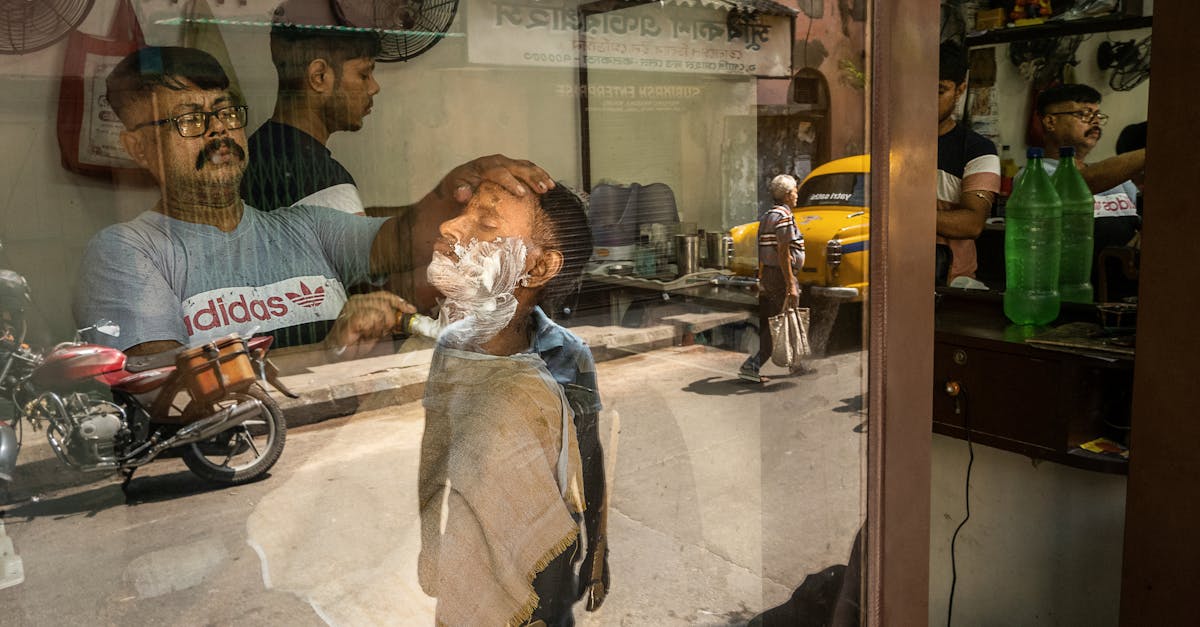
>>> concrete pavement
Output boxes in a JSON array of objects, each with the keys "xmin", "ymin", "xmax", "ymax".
[
  {"xmin": 0, "ymin": 319, "xmax": 867, "ymax": 625},
  {"xmin": 244, "ymin": 345, "xmax": 866, "ymax": 625}
]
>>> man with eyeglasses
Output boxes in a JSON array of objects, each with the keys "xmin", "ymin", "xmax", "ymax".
[
  {"xmin": 72, "ymin": 46, "xmax": 553, "ymax": 358},
  {"xmin": 1034, "ymin": 83, "xmax": 1147, "ymax": 298}
]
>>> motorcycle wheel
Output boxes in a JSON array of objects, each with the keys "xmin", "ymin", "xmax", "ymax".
[{"xmin": 181, "ymin": 385, "xmax": 286, "ymax": 485}]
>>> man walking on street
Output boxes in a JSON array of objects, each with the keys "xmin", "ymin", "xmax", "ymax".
[{"xmin": 739, "ymin": 173, "xmax": 807, "ymax": 384}]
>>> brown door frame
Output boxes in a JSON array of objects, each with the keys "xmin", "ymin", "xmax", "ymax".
[
  {"xmin": 1119, "ymin": 1, "xmax": 1200, "ymax": 622},
  {"xmin": 869, "ymin": 1, "xmax": 1200, "ymax": 623},
  {"xmin": 865, "ymin": 0, "xmax": 938, "ymax": 624}
]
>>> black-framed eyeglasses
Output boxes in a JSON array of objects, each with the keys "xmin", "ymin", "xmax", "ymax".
[
  {"xmin": 131, "ymin": 105, "xmax": 249, "ymax": 138},
  {"xmin": 1048, "ymin": 109, "xmax": 1109, "ymax": 126}
]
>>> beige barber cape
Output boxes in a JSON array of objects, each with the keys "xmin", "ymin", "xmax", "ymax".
[{"xmin": 419, "ymin": 346, "xmax": 585, "ymax": 627}]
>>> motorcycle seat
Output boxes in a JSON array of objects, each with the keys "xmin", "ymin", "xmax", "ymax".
[{"xmin": 124, "ymin": 346, "xmax": 186, "ymax": 372}]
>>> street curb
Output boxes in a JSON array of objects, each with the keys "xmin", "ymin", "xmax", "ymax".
[
  {"xmin": 268, "ymin": 321, "xmax": 732, "ymax": 429},
  {"xmin": 271, "ymin": 353, "xmax": 433, "ymax": 429}
]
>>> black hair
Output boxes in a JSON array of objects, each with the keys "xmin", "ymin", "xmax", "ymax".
[
  {"xmin": 269, "ymin": 24, "xmax": 382, "ymax": 92},
  {"xmin": 1116, "ymin": 121, "xmax": 1148, "ymax": 154},
  {"xmin": 106, "ymin": 46, "xmax": 231, "ymax": 127},
  {"xmin": 939, "ymin": 41, "xmax": 969, "ymax": 84},
  {"xmin": 1036, "ymin": 83, "xmax": 1102, "ymax": 116},
  {"xmin": 534, "ymin": 184, "xmax": 593, "ymax": 313}
]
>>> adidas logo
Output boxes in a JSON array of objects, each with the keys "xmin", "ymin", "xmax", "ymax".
[
  {"xmin": 286, "ymin": 281, "xmax": 326, "ymax": 308},
  {"xmin": 182, "ymin": 278, "xmax": 339, "ymax": 337}
]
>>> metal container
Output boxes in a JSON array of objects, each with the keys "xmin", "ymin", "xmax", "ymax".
[
  {"xmin": 705, "ymin": 232, "xmax": 733, "ymax": 269},
  {"xmin": 675, "ymin": 234, "xmax": 700, "ymax": 276}
]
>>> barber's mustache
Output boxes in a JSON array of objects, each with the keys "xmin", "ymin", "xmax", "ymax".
[{"xmin": 195, "ymin": 137, "xmax": 246, "ymax": 170}]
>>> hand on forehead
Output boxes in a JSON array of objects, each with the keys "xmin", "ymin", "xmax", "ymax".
[{"xmin": 460, "ymin": 180, "xmax": 540, "ymax": 238}]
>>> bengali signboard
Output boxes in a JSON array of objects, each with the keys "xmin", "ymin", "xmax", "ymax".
[{"xmin": 467, "ymin": 0, "xmax": 793, "ymax": 77}]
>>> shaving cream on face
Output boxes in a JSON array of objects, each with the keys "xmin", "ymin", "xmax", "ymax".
[{"xmin": 426, "ymin": 237, "xmax": 529, "ymax": 349}]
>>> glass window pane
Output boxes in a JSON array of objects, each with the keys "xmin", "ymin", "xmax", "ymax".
[{"xmin": 0, "ymin": 1, "xmax": 870, "ymax": 624}]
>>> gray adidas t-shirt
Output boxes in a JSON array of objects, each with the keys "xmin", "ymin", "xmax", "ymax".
[{"xmin": 73, "ymin": 205, "xmax": 386, "ymax": 351}]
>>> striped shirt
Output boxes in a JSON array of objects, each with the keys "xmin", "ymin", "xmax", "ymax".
[
  {"xmin": 937, "ymin": 123, "xmax": 1001, "ymax": 281},
  {"xmin": 757, "ymin": 205, "xmax": 805, "ymax": 269}
]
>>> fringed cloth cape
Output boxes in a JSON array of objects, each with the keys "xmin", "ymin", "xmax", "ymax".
[{"xmin": 419, "ymin": 347, "xmax": 585, "ymax": 626}]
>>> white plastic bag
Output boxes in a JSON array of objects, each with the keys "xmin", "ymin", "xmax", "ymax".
[{"xmin": 769, "ymin": 307, "xmax": 812, "ymax": 368}]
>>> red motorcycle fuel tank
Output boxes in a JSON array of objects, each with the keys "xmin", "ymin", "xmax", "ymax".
[{"xmin": 30, "ymin": 344, "xmax": 127, "ymax": 389}]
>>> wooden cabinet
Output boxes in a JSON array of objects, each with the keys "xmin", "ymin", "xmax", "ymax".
[{"xmin": 932, "ymin": 290, "xmax": 1132, "ymax": 473}]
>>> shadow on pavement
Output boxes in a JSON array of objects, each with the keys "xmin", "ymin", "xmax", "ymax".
[
  {"xmin": 120, "ymin": 469, "xmax": 234, "ymax": 505},
  {"xmin": 1, "ymin": 482, "xmax": 124, "ymax": 521},
  {"xmin": 681, "ymin": 376, "xmax": 799, "ymax": 396},
  {"xmin": 0, "ymin": 467, "xmax": 258, "ymax": 520},
  {"xmin": 832, "ymin": 395, "xmax": 867, "ymax": 433},
  {"xmin": 0, "ymin": 455, "xmax": 114, "ymax": 506},
  {"xmin": 832, "ymin": 395, "xmax": 864, "ymax": 415},
  {"xmin": 747, "ymin": 564, "xmax": 849, "ymax": 627}
]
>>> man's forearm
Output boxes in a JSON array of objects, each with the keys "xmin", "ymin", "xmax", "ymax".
[
  {"xmin": 369, "ymin": 210, "xmax": 418, "ymax": 276},
  {"xmin": 936, "ymin": 193, "xmax": 991, "ymax": 239},
  {"xmin": 577, "ymin": 410, "xmax": 606, "ymax": 545},
  {"xmin": 937, "ymin": 203, "xmax": 986, "ymax": 238},
  {"xmin": 365, "ymin": 205, "xmax": 413, "ymax": 220},
  {"xmin": 1081, "ymin": 149, "xmax": 1145, "ymax": 193}
]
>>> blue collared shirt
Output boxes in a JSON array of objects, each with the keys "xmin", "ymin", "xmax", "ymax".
[{"xmin": 528, "ymin": 306, "xmax": 602, "ymax": 415}]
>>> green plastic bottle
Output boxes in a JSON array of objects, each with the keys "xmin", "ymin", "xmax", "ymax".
[
  {"xmin": 1052, "ymin": 146, "xmax": 1095, "ymax": 303},
  {"xmin": 1004, "ymin": 147, "xmax": 1062, "ymax": 325}
]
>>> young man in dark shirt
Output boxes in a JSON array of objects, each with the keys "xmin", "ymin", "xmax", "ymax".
[
  {"xmin": 936, "ymin": 42, "xmax": 1000, "ymax": 287},
  {"xmin": 240, "ymin": 0, "xmax": 380, "ymax": 214}
]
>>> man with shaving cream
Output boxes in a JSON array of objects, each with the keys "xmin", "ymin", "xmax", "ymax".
[
  {"xmin": 418, "ymin": 182, "xmax": 608, "ymax": 626},
  {"xmin": 72, "ymin": 46, "xmax": 553, "ymax": 359}
]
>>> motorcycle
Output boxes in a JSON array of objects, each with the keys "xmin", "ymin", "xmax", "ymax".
[{"xmin": 0, "ymin": 268, "xmax": 297, "ymax": 490}]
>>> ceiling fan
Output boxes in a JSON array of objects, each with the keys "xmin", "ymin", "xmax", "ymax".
[
  {"xmin": 333, "ymin": 0, "xmax": 460, "ymax": 63},
  {"xmin": 0, "ymin": 0, "xmax": 94, "ymax": 55}
]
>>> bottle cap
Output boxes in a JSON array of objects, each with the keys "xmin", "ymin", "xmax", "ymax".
[
  {"xmin": 1027, "ymin": 147, "xmax": 1044, "ymax": 159},
  {"xmin": 1058, "ymin": 146, "xmax": 1075, "ymax": 158}
]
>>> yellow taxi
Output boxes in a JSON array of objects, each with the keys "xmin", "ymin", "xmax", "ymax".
[{"xmin": 729, "ymin": 155, "xmax": 869, "ymax": 302}]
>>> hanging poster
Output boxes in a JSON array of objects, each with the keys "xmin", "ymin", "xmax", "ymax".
[{"xmin": 467, "ymin": 0, "xmax": 794, "ymax": 77}]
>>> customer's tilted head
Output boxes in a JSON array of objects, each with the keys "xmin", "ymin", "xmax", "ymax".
[{"xmin": 532, "ymin": 184, "xmax": 592, "ymax": 311}]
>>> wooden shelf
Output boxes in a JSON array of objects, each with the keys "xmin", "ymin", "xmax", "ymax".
[{"xmin": 965, "ymin": 14, "xmax": 1152, "ymax": 47}]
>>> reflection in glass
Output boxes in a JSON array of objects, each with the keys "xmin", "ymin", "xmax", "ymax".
[{"xmin": 0, "ymin": 0, "xmax": 870, "ymax": 624}]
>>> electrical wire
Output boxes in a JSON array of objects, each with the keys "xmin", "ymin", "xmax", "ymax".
[{"xmin": 946, "ymin": 386, "xmax": 973, "ymax": 627}]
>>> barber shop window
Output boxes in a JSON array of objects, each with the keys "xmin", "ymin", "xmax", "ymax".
[{"xmin": 0, "ymin": 1, "xmax": 871, "ymax": 625}]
